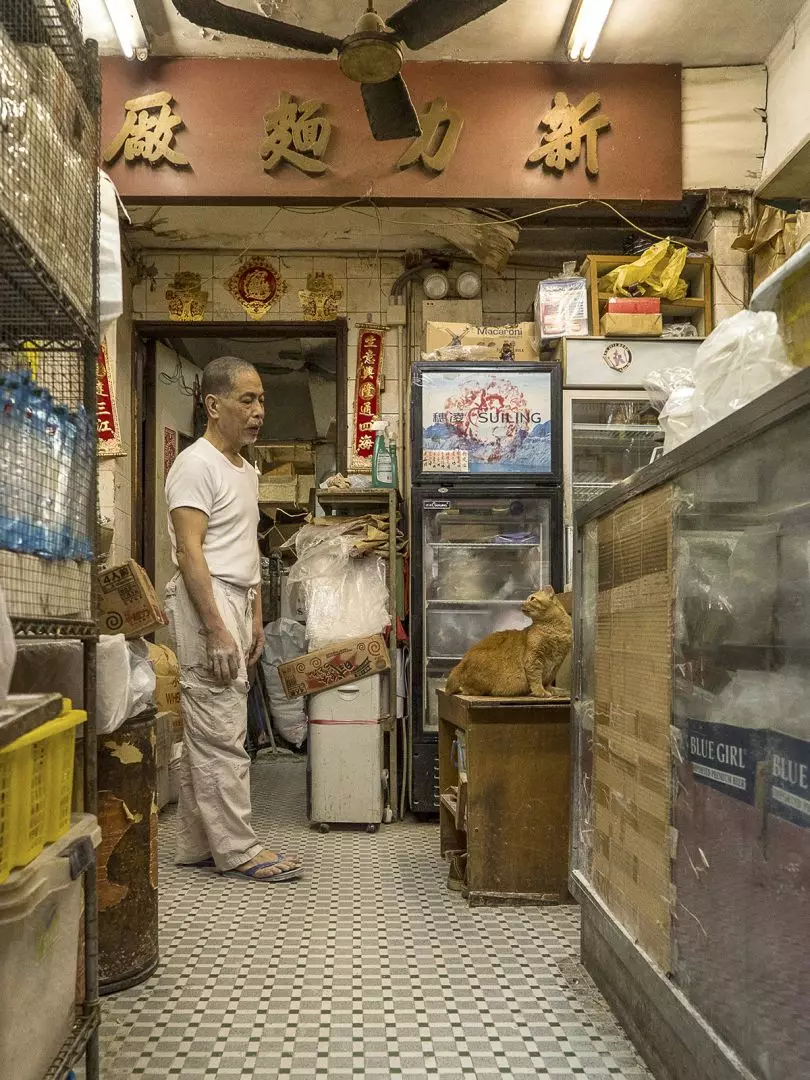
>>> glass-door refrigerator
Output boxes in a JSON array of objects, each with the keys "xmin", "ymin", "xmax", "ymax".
[
  {"xmin": 563, "ymin": 390, "xmax": 663, "ymax": 583},
  {"xmin": 555, "ymin": 336, "xmax": 704, "ymax": 586},
  {"xmin": 409, "ymin": 362, "xmax": 563, "ymax": 813}
]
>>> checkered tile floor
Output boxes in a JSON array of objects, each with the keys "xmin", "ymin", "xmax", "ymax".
[{"xmin": 92, "ymin": 757, "xmax": 650, "ymax": 1079}]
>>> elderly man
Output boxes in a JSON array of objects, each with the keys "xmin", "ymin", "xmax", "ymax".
[{"xmin": 165, "ymin": 355, "xmax": 301, "ymax": 882}]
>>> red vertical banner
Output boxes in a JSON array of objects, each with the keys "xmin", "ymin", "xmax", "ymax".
[
  {"xmin": 352, "ymin": 324, "xmax": 387, "ymax": 471},
  {"xmin": 97, "ymin": 337, "xmax": 124, "ymax": 457}
]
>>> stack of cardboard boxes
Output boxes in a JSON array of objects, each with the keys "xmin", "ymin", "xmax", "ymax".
[{"xmin": 98, "ymin": 559, "xmax": 183, "ymax": 810}]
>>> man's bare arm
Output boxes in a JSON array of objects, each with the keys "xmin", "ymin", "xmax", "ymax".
[{"xmin": 171, "ymin": 507, "xmax": 239, "ymax": 682}]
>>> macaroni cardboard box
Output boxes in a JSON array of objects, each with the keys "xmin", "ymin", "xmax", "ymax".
[
  {"xmin": 98, "ymin": 560, "xmax": 168, "ymax": 638},
  {"xmin": 425, "ymin": 321, "xmax": 539, "ymax": 361},
  {"xmin": 278, "ymin": 633, "xmax": 390, "ymax": 699}
]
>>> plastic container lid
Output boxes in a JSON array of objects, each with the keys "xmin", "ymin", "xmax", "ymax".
[{"xmin": 0, "ymin": 814, "xmax": 101, "ymax": 923}]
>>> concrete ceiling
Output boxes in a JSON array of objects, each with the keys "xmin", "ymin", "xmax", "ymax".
[{"xmin": 81, "ymin": 0, "xmax": 805, "ymax": 66}]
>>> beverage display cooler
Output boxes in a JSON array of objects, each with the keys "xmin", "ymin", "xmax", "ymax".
[
  {"xmin": 409, "ymin": 362, "xmax": 563, "ymax": 812},
  {"xmin": 556, "ymin": 336, "xmax": 703, "ymax": 584}
]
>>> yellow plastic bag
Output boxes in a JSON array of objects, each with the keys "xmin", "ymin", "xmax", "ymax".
[{"xmin": 598, "ymin": 240, "xmax": 689, "ymax": 301}]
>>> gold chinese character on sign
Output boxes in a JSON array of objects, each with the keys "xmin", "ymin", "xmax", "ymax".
[
  {"xmin": 359, "ymin": 402, "xmax": 374, "ymax": 416},
  {"xmin": 359, "ymin": 382, "xmax": 376, "ymax": 400},
  {"xmin": 397, "ymin": 97, "xmax": 464, "ymax": 175},
  {"xmin": 261, "ymin": 90, "xmax": 331, "ymax": 175},
  {"xmin": 358, "ymin": 434, "xmax": 374, "ymax": 451},
  {"xmin": 103, "ymin": 91, "xmax": 189, "ymax": 168},
  {"xmin": 526, "ymin": 91, "xmax": 610, "ymax": 177}
]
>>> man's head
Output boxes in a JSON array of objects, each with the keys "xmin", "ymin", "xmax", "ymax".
[{"xmin": 201, "ymin": 356, "xmax": 265, "ymax": 452}]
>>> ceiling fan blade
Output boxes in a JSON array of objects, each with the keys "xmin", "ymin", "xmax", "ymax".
[
  {"xmin": 361, "ymin": 75, "xmax": 421, "ymax": 142},
  {"xmin": 387, "ymin": 0, "xmax": 511, "ymax": 50},
  {"xmin": 170, "ymin": 0, "xmax": 342, "ymax": 55}
]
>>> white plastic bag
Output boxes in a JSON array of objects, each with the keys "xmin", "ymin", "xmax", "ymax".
[
  {"xmin": 261, "ymin": 619, "xmax": 307, "ymax": 747},
  {"xmin": 96, "ymin": 633, "xmax": 131, "ymax": 735},
  {"xmin": 127, "ymin": 639, "xmax": 157, "ymax": 719},
  {"xmin": 691, "ymin": 310, "xmax": 793, "ymax": 431},
  {"xmin": 99, "ymin": 170, "xmax": 127, "ymax": 336},
  {"xmin": 0, "ymin": 585, "xmax": 16, "ymax": 708}
]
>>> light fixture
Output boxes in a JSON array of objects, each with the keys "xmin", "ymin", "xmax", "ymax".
[
  {"xmin": 423, "ymin": 272, "xmax": 449, "ymax": 300},
  {"xmin": 456, "ymin": 271, "xmax": 481, "ymax": 299},
  {"xmin": 567, "ymin": 0, "xmax": 614, "ymax": 62},
  {"xmin": 103, "ymin": 0, "xmax": 149, "ymax": 60}
]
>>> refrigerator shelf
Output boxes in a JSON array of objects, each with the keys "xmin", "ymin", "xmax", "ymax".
[
  {"xmin": 428, "ymin": 542, "xmax": 541, "ymax": 549},
  {"xmin": 572, "ymin": 423, "xmax": 660, "ymax": 433},
  {"xmin": 427, "ymin": 599, "xmax": 525, "ymax": 607}
]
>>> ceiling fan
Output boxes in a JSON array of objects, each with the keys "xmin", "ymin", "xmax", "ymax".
[{"xmin": 170, "ymin": 0, "xmax": 511, "ymax": 141}]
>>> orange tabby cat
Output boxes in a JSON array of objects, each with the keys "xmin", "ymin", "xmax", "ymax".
[{"xmin": 445, "ymin": 585, "xmax": 572, "ymax": 698}]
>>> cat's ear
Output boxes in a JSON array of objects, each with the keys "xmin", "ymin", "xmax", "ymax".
[{"xmin": 543, "ymin": 584, "xmax": 555, "ymax": 596}]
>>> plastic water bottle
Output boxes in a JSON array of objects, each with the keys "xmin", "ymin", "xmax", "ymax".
[
  {"xmin": 2, "ymin": 370, "xmax": 32, "ymax": 553},
  {"xmin": 40, "ymin": 389, "xmax": 61, "ymax": 558},
  {"xmin": 54, "ymin": 404, "xmax": 75, "ymax": 559},
  {"xmin": 27, "ymin": 385, "xmax": 51, "ymax": 556}
]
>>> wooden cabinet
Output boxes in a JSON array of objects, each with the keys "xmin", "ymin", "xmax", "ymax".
[
  {"xmin": 438, "ymin": 693, "xmax": 571, "ymax": 906},
  {"xmin": 580, "ymin": 252, "xmax": 714, "ymax": 338}
]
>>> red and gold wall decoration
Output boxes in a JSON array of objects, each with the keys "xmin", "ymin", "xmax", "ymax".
[
  {"xmin": 226, "ymin": 256, "xmax": 287, "ymax": 320},
  {"xmin": 97, "ymin": 338, "xmax": 125, "ymax": 457},
  {"xmin": 352, "ymin": 324, "xmax": 387, "ymax": 471}
]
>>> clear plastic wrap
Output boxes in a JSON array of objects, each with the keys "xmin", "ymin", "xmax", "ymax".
[
  {"xmin": 287, "ymin": 521, "xmax": 390, "ymax": 651},
  {"xmin": 643, "ymin": 366, "xmax": 696, "ymax": 452},
  {"xmin": 421, "ymin": 345, "xmax": 497, "ymax": 363}
]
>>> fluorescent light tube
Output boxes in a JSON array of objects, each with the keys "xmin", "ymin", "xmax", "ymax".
[
  {"xmin": 103, "ymin": 0, "xmax": 149, "ymax": 60},
  {"xmin": 567, "ymin": 0, "xmax": 614, "ymax": 62}
]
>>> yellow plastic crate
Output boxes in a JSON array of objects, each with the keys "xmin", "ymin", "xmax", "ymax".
[{"xmin": 0, "ymin": 701, "xmax": 86, "ymax": 883}]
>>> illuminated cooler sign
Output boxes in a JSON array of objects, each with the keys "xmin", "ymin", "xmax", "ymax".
[{"xmin": 421, "ymin": 370, "xmax": 553, "ymax": 474}]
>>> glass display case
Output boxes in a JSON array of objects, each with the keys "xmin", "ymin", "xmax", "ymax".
[{"xmin": 572, "ymin": 366, "xmax": 810, "ymax": 1080}]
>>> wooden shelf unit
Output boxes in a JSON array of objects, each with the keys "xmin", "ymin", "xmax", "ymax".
[{"xmin": 581, "ymin": 252, "xmax": 714, "ymax": 338}]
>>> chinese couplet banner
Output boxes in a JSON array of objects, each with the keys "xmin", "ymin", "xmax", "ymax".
[
  {"xmin": 352, "ymin": 325, "xmax": 387, "ymax": 471},
  {"xmin": 97, "ymin": 337, "xmax": 124, "ymax": 457}
]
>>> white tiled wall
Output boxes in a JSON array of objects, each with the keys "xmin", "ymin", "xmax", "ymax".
[
  {"xmin": 130, "ymin": 249, "xmax": 407, "ymax": 470},
  {"xmin": 693, "ymin": 205, "xmax": 749, "ymax": 326}
]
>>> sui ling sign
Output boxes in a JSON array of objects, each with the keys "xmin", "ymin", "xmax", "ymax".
[{"xmin": 100, "ymin": 59, "xmax": 681, "ymax": 202}]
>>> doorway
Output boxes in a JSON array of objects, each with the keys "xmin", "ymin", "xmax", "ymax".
[{"xmin": 131, "ymin": 319, "xmax": 349, "ymax": 602}]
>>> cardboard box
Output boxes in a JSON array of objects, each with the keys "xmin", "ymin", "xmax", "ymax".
[
  {"xmin": 600, "ymin": 312, "xmax": 663, "ymax": 337},
  {"xmin": 278, "ymin": 633, "xmax": 391, "ymax": 699},
  {"xmin": 606, "ymin": 297, "xmax": 662, "ymax": 314},
  {"xmin": 424, "ymin": 321, "xmax": 539, "ymax": 361},
  {"xmin": 146, "ymin": 643, "xmax": 181, "ymax": 717},
  {"xmin": 98, "ymin": 560, "xmax": 168, "ymax": 638},
  {"xmin": 257, "ymin": 474, "xmax": 315, "ymax": 507}
]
